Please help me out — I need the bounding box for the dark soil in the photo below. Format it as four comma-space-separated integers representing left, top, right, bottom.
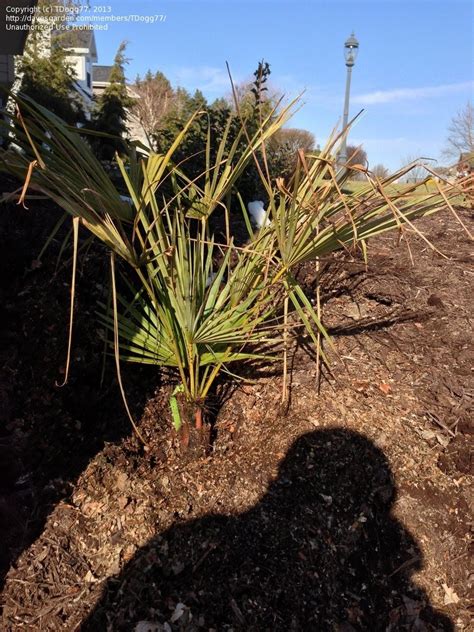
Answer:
0, 186, 472, 631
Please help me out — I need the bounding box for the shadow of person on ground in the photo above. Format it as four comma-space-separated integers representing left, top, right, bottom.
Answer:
83, 428, 453, 631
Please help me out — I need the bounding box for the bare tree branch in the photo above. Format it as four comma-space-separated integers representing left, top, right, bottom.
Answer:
371, 164, 389, 179
442, 101, 474, 161
130, 71, 175, 143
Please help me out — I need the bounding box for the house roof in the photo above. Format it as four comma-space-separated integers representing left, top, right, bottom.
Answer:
53, 28, 98, 61
54, 27, 93, 49
92, 65, 113, 84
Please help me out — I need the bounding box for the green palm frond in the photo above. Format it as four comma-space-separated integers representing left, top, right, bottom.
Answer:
0, 91, 467, 431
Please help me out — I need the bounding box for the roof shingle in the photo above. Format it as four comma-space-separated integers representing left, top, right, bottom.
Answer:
92, 65, 113, 83
53, 28, 94, 50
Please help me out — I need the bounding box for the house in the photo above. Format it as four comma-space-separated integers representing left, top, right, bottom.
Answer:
0, 0, 38, 109
52, 29, 112, 104
53, 28, 98, 114
2, 11, 148, 145
92, 63, 149, 146
56, 29, 148, 143
1, 19, 97, 115
92, 64, 113, 98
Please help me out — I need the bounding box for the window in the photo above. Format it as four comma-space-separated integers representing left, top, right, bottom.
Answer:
87, 71, 91, 89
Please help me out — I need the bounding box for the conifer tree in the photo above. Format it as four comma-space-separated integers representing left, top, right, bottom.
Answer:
18, 1, 84, 124
91, 41, 134, 160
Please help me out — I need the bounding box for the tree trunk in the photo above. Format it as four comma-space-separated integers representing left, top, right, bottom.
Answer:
176, 395, 209, 457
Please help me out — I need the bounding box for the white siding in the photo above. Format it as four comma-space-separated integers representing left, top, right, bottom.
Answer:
68, 55, 85, 81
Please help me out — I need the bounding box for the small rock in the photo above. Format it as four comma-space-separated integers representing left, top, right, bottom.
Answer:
117, 495, 129, 510
116, 471, 130, 492
84, 570, 98, 583
442, 583, 460, 605
134, 622, 161, 632
170, 602, 187, 623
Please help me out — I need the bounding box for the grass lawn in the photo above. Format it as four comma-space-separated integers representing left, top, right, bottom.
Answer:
345, 179, 434, 195
345, 179, 468, 205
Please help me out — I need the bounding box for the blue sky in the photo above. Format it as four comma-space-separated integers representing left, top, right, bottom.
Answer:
84, 0, 472, 170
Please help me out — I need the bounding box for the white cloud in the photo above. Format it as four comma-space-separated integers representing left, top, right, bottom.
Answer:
172, 67, 305, 101
173, 65, 234, 94
352, 81, 473, 105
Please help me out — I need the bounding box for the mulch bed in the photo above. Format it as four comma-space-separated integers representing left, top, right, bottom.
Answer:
0, 191, 472, 631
